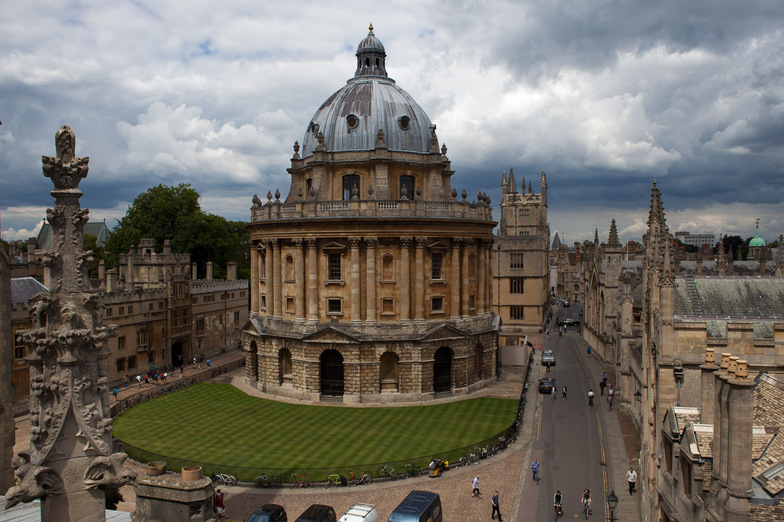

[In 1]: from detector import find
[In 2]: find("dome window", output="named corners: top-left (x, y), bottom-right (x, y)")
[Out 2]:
top-left (346, 114), bottom-right (359, 129)
top-left (398, 115), bottom-right (410, 130)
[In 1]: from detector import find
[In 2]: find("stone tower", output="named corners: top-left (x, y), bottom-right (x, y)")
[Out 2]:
top-left (5, 126), bottom-right (136, 521)
top-left (0, 248), bottom-right (14, 492)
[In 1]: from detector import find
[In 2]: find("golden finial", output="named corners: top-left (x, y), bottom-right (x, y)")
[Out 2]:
top-left (369, 23), bottom-right (374, 33)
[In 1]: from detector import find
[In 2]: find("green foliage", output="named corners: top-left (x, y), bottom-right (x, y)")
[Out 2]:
top-left (102, 184), bottom-right (249, 278)
top-left (113, 383), bottom-right (517, 473)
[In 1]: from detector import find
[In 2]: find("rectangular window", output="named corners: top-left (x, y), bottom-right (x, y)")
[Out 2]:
top-left (469, 295), bottom-right (476, 310)
top-left (431, 253), bottom-right (443, 280)
top-left (431, 297), bottom-right (444, 312)
top-left (106, 307), bottom-right (113, 317)
top-left (196, 318), bottom-right (205, 332)
top-left (116, 358), bottom-right (126, 372)
top-left (510, 251), bottom-right (524, 269)
top-left (286, 297), bottom-right (295, 313)
top-left (510, 306), bottom-right (524, 320)
top-left (119, 306), bottom-right (124, 315)
top-left (519, 208), bottom-right (530, 219)
top-left (148, 303), bottom-right (154, 311)
top-left (14, 338), bottom-right (26, 360)
top-left (128, 306), bottom-right (133, 314)
top-left (510, 278), bottom-right (524, 294)
top-left (382, 298), bottom-right (395, 314)
top-left (261, 294), bottom-right (267, 310)
top-left (234, 311), bottom-right (240, 322)
top-left (328, 299), bottom-right (342, 314)
top-left (159, 301), bottom-right (164, 310)
top-left (128, 355), bottom-right (137, 370)
top-left (240, 291), bottom-right (246, 298)
top-left (137, 329), bottom-right (148, 351)
top-left (328, 253), bottom-right (342, 280)
top-left (118, 336), bottom-right (126, 350)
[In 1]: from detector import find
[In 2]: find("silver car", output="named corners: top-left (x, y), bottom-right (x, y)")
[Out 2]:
top-left (542, 350), bottom-right (555, 366)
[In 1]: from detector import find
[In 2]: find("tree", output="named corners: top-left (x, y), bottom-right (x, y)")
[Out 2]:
top-left (102, 184), bottom-right (249, 278)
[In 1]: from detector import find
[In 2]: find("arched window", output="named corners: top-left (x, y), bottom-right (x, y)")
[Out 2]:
top-left (285, 254), bottom-right (294, 281)
top-left (380, 352), bottom-right (400, 392)
top-left (343, 174), bottom-right (360, 201)
top-left (400, 175), bottom-right (414, 200)
top-left (469, 252), bottom-right (477, 278)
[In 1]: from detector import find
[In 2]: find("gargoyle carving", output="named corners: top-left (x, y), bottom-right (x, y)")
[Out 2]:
top-left (83, 453), bottom-right (138, 490)
top-left (4, 452), bottom-right (64, 509)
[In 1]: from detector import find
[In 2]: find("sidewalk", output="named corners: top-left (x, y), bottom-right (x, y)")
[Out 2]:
top-left (579, 336), bottom-right (642, 521)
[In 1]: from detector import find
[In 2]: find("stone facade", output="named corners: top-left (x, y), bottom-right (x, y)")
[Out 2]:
top-left (493, 169), bottom-right (550, 340)
top-left (243, 28), bottom-right (499, 403)
top-left (0, 249), bottom-right (14, 492)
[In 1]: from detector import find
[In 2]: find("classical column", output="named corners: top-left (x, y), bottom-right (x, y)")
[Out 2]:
top-left (272, 239), bottom-right (282, 319)
top-left (451, 238), bottom-right (461, 320)
top-left (294, 239), bottom-right (305, 323)
top-left (249, 242), bottom-right (259, 312)
top-left (350, 237), bottom-right (361, 324)
top-left (306, 239), bottom-right (318, 323)
top-left (400, 238), bottom-right (411, 323)
top-left (461, 239), bottom-right (473, 318)
top-left (414, 237), bottom-right (426, 322)
top-left (264, 241), bottom-right (274, 317)
top-left (366, 237), bottom-right (377, 324)
top-left (477, 240), bottom-right (486, 314)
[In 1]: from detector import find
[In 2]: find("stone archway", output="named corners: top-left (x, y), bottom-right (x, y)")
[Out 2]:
top-left (433, 347), bottom-right (452, 394)
top-left (474, 343), bottom-right (484, 381)
top-left (171, 341), bottom-right (184, 368)
top-left (320, 349), bottom-right (344, 397)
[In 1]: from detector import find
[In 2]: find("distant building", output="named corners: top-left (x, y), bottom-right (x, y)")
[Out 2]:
top-left (674, 231), bottom-right (715, 249)
top-left (494, 168), bottom-right (550, 340)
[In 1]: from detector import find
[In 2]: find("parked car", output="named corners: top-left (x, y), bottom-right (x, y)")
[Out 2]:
top-left (542, 350), bottom-right (555, 366)
top-left (388, 490), bottom-right (442, 522)
top-left (248, 504), bottom-right (287, 522)
top-left (562, 318), bottom-right (580, 327)
top-left (539, 377), bottom-right (556, 394)
top-left (339, 503), bottom-right (378, 522)
top-left (296, 504), bottom-right (336, 522)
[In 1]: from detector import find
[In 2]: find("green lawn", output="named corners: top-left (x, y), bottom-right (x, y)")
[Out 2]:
top-left (113, 383), bottom-right (517, 480)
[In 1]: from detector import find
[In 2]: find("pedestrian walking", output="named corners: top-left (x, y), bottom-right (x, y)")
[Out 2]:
top-left (588, 389), bottom-right (595, 406)
top-left (472, 476), bottom-right (480, 497)
top-left (136, 374), bottom-right (142, 388)
top-left (608, 386), bottom-right (615, 410)
top-left (531, 458), bottom-right (540, 484)
top-left (123, 375), bottom-right (128, 387)
top-left (599, 379), bottom-right (606, 396)
top-left (491, 491), bottom-right (502, 521)
top-left (112, 387), bottom-right (118, 399)
top-left (626, 467), bottom-right (637, 495)
top-left (162, 372), bottom-right (168, 384)
top-left (587, 346), bottom-right (591, 357)
top-left (180, 365), bottom-right (184, 377)
top-left (551, 386), bottom-right (556, 400)
top-left (546, 360), bottom-right (551, 372)
top-left (562, 386), bottom-right (567, 400)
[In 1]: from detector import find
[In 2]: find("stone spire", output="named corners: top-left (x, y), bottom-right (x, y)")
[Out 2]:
top-left (540, 170), bottom-right (548, 207)
top-left (501, 170), bottom-right (507, 194)
top-left (609, 219), bottom-right (620, 247)
top-left (508, 168), bottom-right (517, 194)
top-left (7, 126), bottom-right (136, 520)
top-left (716, 236), bottom-right (727, 275)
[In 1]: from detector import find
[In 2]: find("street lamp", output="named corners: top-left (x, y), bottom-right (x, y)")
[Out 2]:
top-left (607, 489), bottom-right (619, 521)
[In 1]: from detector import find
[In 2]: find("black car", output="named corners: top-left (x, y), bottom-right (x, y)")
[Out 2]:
top-left (248, 504), bottom-right (287, 522)
top-left (539, 377), bottom-right (556, 394)
top-left (295, 504), bottom-right (336, 522)
top-left (562, 318), bottom-right (580, 327)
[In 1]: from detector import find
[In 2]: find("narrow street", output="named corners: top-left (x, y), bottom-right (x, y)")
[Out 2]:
top-left (518, 305), bottom-right (607, 521)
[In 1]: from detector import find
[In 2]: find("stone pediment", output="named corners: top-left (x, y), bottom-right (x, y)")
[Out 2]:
top-left (304, 326), bottom-right (360, 343)
top-left (420, 324), bottom-right (466, 342)
top-left (427, 240), bottom-right (449, 250)
top-left (242, 317), bottom-right (264, 336)
top-left (321, 241), bottom-right (346, 251)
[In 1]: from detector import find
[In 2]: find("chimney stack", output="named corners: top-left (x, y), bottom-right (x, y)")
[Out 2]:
top-left (206, 262), bottom-right (213, 280)
top-left (227, 262), bottom-right (237, 281)
top-left (192, 262), bottom-right (198, 280)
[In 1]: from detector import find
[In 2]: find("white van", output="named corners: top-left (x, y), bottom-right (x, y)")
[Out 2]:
top-left (339, 503), bottom-right (378, 522)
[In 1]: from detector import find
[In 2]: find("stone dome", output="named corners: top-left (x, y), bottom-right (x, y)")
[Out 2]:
top-left (749, 236), bottom-right (765, 247)
top-left (300, 27), bottom-right (436, 157)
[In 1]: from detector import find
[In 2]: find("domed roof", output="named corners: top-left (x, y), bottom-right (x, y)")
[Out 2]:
top-left (749, 236), bottom-right (765, 247)
top-left (300, 27), bottom-right (436, 157)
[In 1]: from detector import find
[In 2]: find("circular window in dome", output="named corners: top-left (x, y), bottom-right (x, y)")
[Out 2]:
top-left (399, 115), bottom-right (410, 130)
top-left (346, 114), bottom-right (359, 129)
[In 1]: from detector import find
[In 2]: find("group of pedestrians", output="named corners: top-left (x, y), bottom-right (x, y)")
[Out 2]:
top-left (469, 476), bottom-right (503, 521)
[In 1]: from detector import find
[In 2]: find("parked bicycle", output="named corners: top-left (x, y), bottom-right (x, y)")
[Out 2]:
top-left (324, 473), bottom-right (343, 488)
top-left (255, 472), bottom-right (278, 488)
top-left (377, 463), bottom-right (398, 479)
top-left (215, 472), bottom-right (236, 486)
top-left (403, 463), bottom-right (422, 477)
top-left (348, 471), bottom-right (372, 486)
top-left (292, 472), bottom-right (311, 488)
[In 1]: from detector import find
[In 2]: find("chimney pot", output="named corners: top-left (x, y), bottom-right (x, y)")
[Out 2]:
top-left (705, 348), bottom-right (715, 365)
top-left (720, 353), bottom-right (731, 370)
top-left (728, 356), bottom-right (739, 375)
top-left (735, 360), bottom-right (749, 380)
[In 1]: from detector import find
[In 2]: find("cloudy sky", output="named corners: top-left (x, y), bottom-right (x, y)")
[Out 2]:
top-left (2, 0), bottom-right (783, 246)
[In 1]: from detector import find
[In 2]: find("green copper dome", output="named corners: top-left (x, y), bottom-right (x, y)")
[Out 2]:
top-left (749, 236), bottom-right (765, 247)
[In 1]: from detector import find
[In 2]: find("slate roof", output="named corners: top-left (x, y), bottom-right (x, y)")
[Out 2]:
top-left (11, 277), bottom-right (48, 305)
top-left (752, 374), bottom-right (784, 497)
top-left (673, 276), bottom-right (784, 321)
top-left (36, 220), bottom-right (110, 251)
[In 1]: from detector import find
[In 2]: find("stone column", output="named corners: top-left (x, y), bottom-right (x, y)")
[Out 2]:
top-left (451, 238), bottom-right (461, 320)
top-left (306, 239), bottom-right (318, 323)
top-left (264, 241), bottom-right (274, 317)
top-left (294, 239), bottom-right (305, 323)
top-left (477, 240), bottom-right (486, 314)
top-left (249, 243), bottom-right (259, 312)
top-left (414, 237), bottom-right (426, 322)
top-left (350, 237), bottom-right (361, 324)
top-left (461, 239), bottom-right (473, 319)
top-left (485, 241), bottom-right (493, 315)
top-left (366, 237), bottom-right (377, 324)
top-left (700, 348), bottom-right (718, 425)
top-left (724, 360), bottom-right (755, 522)
top-left (272, 239), bottom-right (282, 319)
top-left (400, 238), bottom-right (411, 323)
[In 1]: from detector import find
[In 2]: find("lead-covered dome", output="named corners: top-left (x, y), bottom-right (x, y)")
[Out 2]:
top-left (300, 26), bottom-right (436, 157)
